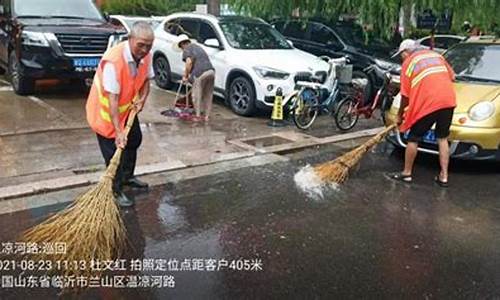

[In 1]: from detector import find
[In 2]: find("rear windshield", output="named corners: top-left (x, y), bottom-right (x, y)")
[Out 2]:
top-left (13, 0), bottom-right (103, 21)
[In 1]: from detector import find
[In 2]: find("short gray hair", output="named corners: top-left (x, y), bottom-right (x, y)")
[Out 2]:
top-left (129, 21), bottom-right (154, 39)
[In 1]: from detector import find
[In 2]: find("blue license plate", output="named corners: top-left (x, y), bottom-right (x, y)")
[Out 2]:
top-left (73, 57), bottom-right (100, 68)
top-left (404, 130), bottom-right (437, 144)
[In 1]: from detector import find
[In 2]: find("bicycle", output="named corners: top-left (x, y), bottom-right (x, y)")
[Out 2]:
top-left (334, 64), bottom-right (400, 131)
top-left (284, 56), bottom-right (353, 130)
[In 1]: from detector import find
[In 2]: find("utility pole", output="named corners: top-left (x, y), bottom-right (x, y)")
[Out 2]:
top-left (207, 0), bottom-right (220, 16)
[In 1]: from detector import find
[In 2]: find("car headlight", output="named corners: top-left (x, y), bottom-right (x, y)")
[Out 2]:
top-left (21, 31), bottom-right (50, 47)
top-left (253, 66), bottom-right (290, 80)
top-left (374, 58), bottom-right (399, 71)
top-left (108, 34), bottom-right (128, 49)
top-left (468, 101), bottom-right (495, 121)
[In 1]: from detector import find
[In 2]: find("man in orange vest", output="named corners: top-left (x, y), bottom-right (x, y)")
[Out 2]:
top-left (388, 39), bottom-right (456, 187)
top-left (86, 21), bottom-right (154, 207)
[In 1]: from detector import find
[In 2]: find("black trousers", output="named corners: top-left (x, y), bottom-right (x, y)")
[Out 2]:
top-left (407, 107), bottom-right (454, 142)
top-left (96, 116), bottom-right (142, 192)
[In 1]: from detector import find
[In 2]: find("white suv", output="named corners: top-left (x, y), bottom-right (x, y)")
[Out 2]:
top-left (152, 13), bottom-right (329, 116)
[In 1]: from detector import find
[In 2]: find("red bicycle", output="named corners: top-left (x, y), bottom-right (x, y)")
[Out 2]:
top-left (334, 65), bottom-right (400, 131)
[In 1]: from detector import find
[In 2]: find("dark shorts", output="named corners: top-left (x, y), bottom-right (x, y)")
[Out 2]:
top-left (407, 107), bottom-right (454, 142)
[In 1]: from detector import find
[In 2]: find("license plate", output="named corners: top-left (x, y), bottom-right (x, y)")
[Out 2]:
top-left (404, 130), bottom-right (437, 144)
top-left (73, 58), bottom-right (100, 68)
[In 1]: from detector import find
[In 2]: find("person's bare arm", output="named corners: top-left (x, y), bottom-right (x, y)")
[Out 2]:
top-left (397, 95), bottom-right (409, 125)
top-left (109, 93), bottom-right (127, 148)
top-left (182, 57), bottom-right (193, 82)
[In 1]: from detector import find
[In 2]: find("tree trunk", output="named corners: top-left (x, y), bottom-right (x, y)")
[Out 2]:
top-left (401, 0), bottom-right (414, 37)
top-left (207, 0), bottom-right (220, 16)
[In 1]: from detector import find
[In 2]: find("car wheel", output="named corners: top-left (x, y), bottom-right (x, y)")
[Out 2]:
top-left (9, 52), bottom-right (34, 95)
top-left (228, 76), bottom-right (256, 116)
top-left (352, 70), bottom-right (372, 104)
top-left (153, 54), bottom-right (172, 89)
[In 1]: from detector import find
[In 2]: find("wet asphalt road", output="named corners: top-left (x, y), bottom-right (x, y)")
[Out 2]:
top-left (0, 142), bottom-right (499, 299)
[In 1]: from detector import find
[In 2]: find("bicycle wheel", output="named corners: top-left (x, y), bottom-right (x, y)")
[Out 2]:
top-left (292, 88), bottom-right (319, 130)
top-left (335, 97), bottom-right (359, 131)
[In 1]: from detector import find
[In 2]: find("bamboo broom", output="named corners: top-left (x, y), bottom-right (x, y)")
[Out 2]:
top-left (19, 108), bottom-right (140, 280)
top-left (314, 124), bottom-right (397, 184)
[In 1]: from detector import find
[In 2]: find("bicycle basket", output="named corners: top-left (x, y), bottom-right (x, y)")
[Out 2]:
top-left (335, 64), bottom-right (353, 84)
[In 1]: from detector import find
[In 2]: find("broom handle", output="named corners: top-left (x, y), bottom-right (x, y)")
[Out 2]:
top-left (103, 108), bottom-right (139, 180)
top-left (359, 124), bottom-right (398, 152)
top-left (334, 124), bottom-right (398, 169)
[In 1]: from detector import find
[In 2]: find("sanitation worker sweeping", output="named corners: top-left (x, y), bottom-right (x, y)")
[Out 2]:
top-left (20, 21), bottom-right (155, 281)
top-left (296, 39), bottom-right (455, 196)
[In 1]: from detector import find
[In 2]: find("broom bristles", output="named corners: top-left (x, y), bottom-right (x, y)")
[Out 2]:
top-left (315, 125), bottom-right (397, 184)
top-left (19, 109), bottom-right (139, 282)
top-left (21, 177), bottom-right (127, 278)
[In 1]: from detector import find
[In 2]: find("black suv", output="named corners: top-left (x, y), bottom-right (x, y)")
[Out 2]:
top-left (0, 0), bottom-right (126, 95)
top-left (272, 19), bottom-right (400, 100)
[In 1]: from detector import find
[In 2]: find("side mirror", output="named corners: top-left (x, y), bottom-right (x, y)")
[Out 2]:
top-left (287, 39), bottom-right (294, 47)
top-left (204, 38), bottom-right (221, 49)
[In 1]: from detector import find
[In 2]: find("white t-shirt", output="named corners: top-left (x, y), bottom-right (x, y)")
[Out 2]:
top-left (102, 42), bottom-right (155, 94)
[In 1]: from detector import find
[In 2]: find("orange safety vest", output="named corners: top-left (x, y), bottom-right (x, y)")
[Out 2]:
top-left (86, 42), bottom-right (151, 138)
top-left (399, 49), bottom-right (456, 132)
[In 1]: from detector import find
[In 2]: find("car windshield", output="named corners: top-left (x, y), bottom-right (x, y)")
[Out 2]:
top-left (13, 0), bottom-right (103, 21)
top-left (445, 43), bottom-right (500, 83)
top-left (220, 21), bottom-right (292, 50)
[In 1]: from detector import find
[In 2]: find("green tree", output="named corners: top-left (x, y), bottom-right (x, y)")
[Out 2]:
top-left (225, 0), bottom-right (500, 38)
top-left (208, 0), bottom-right (221, 16)
top-left (101, 0), bottom-right (200, 16)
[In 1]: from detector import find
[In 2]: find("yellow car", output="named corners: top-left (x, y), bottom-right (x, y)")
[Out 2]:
top-left (385, 36), bottom-right (500, 160)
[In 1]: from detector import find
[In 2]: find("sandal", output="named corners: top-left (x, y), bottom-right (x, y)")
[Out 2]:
top-left (386, 172), bottom-right (412, 183)
top-left (434, 175), bottom-right (449, 188)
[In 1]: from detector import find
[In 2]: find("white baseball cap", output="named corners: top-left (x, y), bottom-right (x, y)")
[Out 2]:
top-left (173, 34), bottom-right (191, 52)
top-left (391, 39), bottom-right (418, 58)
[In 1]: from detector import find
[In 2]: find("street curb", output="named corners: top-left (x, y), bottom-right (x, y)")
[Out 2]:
top-left (0, 127), bottom-right (384, 201)
top-left (228, 127), bottom-right (385, 154)
top-left (0, 154), bottom-right (288, 215)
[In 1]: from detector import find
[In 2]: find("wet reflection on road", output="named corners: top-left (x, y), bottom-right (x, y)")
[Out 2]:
top-left (0, 145), bottom-right (499, 299)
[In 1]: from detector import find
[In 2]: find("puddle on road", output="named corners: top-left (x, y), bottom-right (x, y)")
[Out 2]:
top-left (1, 146), bottom-right (500, 299)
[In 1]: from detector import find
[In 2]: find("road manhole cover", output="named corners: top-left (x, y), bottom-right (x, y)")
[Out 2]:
top-left (241, 136), bottom-right (294, 148)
